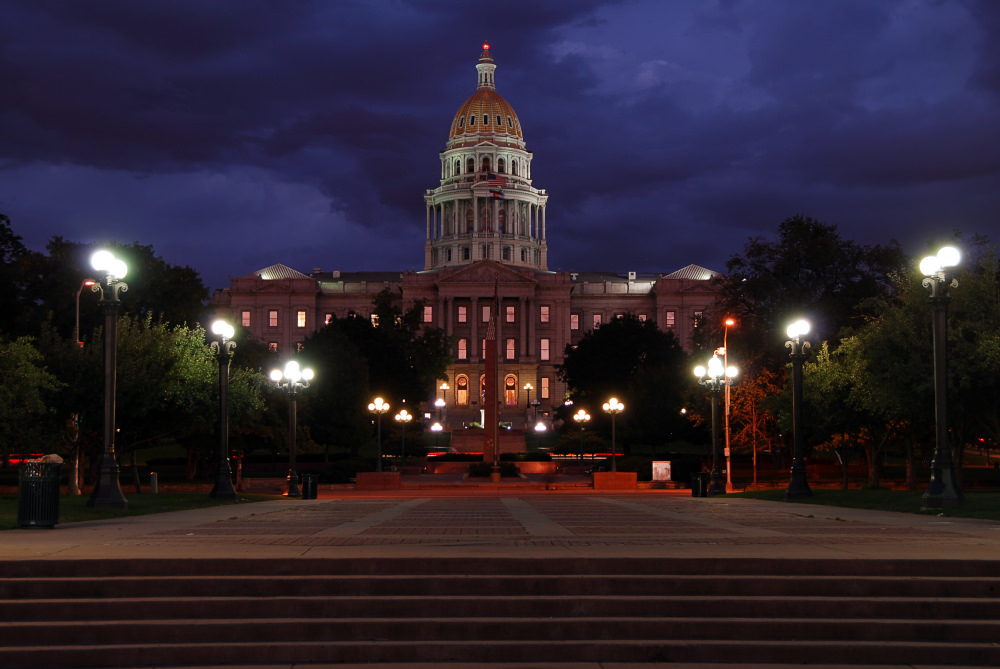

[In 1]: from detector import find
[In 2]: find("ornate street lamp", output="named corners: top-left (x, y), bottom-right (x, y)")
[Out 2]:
top-left (920, 246), bottom-right (963, 509)
top-left (394, 408), bottom-right (412, 466)
top-left (269, 360), bottom-right (314, 497)
top-left (573, 408), bottom-right (590, 462)
top-left (695, 354), bottom-right (738, 495)
top-left (368, 397), bottom-right (390, 472)
top-left (602, 397), bottom-right (624, 473)
top-left (87, 250), bottom-right (128, 509)
top-left (209, 320), bottom-right (237, 499)
top-left (785, 318), bottom-right (813, 498)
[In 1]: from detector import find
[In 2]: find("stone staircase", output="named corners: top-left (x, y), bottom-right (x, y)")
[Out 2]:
top-left (2, 557), bottom-right (999, 667)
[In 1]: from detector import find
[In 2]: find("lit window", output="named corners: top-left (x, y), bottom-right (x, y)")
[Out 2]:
top-left (540, 305), bottom-right (550, 323)
top-left (296, 341), bottom-right (304, 352)
top-left (504, 375), bottom-right (517, 405)
top-left (540, 338), bottom-right (550, 361)
top-left (458, 338), bottom-right (468, 360)
top-left (268, 310), bottom-right (278, 328)
top-left (482, 305), bottom-right (490, 322)
top-left (506, 305), bottom-right (515, 323)
top-left (370, 313), bottom-right (379, 327)
top-left (593, 314), bottom-right (602, 329)
top-left (458, 305), bottom-right (467, 323)
top-left (638, 313), bottom-right (647, 322)
top-left (324, 313), bottom-right (333, 325)
top-left (694, 311), bottom-right (704, 327)
top-left (541, 377), bottom-right (550, 399)
top-left (423, 305), bottom-right (433, 323)
top-left (297, 311), bottom-right (306, 328)
top-left (241, 311), bottom-right (251, 327)
top-left (456, 375), bottom-right (469, 406)
top-left (570, 314), bottom-right (579, 330)
top-left (506, 338), bottom-right (515, 360)
top-left (482, 338), bottom-right (487, 358)
top-left (666, 311), bottom-right (675, 328)
top-left (267, 342), bottom-right (278, 352)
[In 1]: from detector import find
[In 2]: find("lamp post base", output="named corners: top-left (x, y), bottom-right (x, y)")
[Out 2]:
top-left (87, 454), bottom-right (128, 509)
top-left (285, 470), bottom-right (302, 498)
top-left (785, 464), bottom-right (813, 499)
top-left (708, 467), bottom-right (726, 495)
top-left (210, 458), bottom-right (238, 500)
top-left (921, 469), bottom-right (963, 510)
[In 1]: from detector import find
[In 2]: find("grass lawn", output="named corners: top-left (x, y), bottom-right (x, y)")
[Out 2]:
top-left (0, 492), bottom-right (281, 530)
top-left (735, 488), bottom-right (1000, 521)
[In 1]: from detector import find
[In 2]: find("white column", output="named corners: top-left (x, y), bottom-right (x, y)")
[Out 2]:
top-left (426, 205), bottom-right (432, 241)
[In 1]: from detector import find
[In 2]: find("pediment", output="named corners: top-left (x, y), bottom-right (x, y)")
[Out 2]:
top-left (437, 260), bottom-right (536, 287)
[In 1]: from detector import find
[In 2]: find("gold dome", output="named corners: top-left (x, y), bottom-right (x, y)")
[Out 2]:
top-left (448, 44), bottom-right (523, 145)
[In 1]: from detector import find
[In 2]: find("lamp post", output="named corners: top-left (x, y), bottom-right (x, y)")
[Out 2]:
top-left (722, 317), bottom-right (736, 492)
top-left (395, 408), bottom-right (412, 466)
top-left (920, 246), bottom-right (963, 509)
top-left (439, 382), bottom-right (449, 427)
top-left (523, 383), bottom-right (534, 425)
top-left (87, 250), bottom-right (129, 509)
top-left (602, 397), bottom-right (624, 473)
top-left (785, 319), bottom-right (813, 499)
top-left (270, 360), bottom-right (314, 497)
top-left (573, 409), bottom-right (590, 462)
top-left (434, 398), bottom-right (445, 421)
top-left (368, 397), bottom-right (390, 472)
top-left (695, 354), bottom-right (738, 495)
top-left (209, 320), bottom-right (237, 499)
top-left (74, 278), bottom-right (96, 347)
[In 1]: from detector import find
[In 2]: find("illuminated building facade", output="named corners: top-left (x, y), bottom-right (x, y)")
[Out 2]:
top-left (213, 45), bottom-right (719, 430)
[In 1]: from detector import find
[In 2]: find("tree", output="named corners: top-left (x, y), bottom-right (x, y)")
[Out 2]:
top-left (557, 315), bottom-right (689, 448)
top-left (0, 336), bottom-right (64, 459)
top-left (0, 214), bottom-right (33, 337)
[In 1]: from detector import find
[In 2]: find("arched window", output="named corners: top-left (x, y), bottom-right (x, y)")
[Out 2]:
top-left (455, 159), bottom-right (461, 175)
top-left (480, 374), bottom-right (487, 405)
top-left (505, 375), bottom-right (518, 406)
top-left (467, 157), bottom-right (475, 174)
top-left (520, 248), bottom-right (527, 262)
top-left (497, 158), bottom-right (505, 174)
top-left (511, 160), bottom-right (518, 176)
top-left (482, 157), bottom-right (491, 173)
top-left (498, 207), bottom-right (506, 233)
top-left (456, 375), bottom-right (469, 406)
top-left (463, 246), bottom-right (471, 260)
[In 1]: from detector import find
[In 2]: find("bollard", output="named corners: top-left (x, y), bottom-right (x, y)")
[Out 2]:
top-left (150, 472), bottom-right (158, 494)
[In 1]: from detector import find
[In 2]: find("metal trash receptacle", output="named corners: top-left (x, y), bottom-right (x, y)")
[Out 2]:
top-left (690, 472), bottom-right (709, 498)
top-left (18, 462), bottom-right (62, 528)
top-left (301, 474), bottom-right (317, 500)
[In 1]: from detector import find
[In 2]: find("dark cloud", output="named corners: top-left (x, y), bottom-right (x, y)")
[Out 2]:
top-left (1, 0), bottom-right (997, 291)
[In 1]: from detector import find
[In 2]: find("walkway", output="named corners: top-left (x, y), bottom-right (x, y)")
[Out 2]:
top-left (4, 489), bottom-right (999, 562)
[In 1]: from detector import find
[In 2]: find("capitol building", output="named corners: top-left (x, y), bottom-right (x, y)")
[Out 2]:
top-left (213, 45), bottom-right (718, 430)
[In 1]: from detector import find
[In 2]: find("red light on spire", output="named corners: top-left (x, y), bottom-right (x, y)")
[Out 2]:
top-left (482, 42), bottom-right (490, 50)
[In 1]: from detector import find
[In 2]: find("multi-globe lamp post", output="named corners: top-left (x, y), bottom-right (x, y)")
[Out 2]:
top-left (87, 250), bottom-right (129, 509)
top-left (572, 408), bottom-right (590, 462)
top-left (920, 246), bottom-right (963, 509)
top-left (602, 398), bottom-right (624, 473)
top-left (368, 397), bottom-right (390, 472)
top-left (394, 408), bottom-right (412, 466)
top-left (785, 318), bottom-right (813, 498)
top-left (209, 320), bottom-right (237, 499)
top-left (270, 360), bottom-right (314, 497)
top-left (694, 354), bottom-right (738, 495)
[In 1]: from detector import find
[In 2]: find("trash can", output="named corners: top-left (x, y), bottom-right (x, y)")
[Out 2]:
top-left (18, 462), bottom-right (62, 528)
top-left (301, 474), bottom-right (317, 500)
top-left (690, 473), bottom-right (709, 498)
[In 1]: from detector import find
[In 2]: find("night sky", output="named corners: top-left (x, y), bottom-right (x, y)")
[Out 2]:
top-left (3, 0), bottom-right (999, 292)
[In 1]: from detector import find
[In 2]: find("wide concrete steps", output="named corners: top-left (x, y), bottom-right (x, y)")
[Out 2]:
top-left (1, 557), bottom-right (999, 667)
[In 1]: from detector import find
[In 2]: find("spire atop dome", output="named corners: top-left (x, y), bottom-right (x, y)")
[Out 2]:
top-left (476, 42), bottom-right (496, 90)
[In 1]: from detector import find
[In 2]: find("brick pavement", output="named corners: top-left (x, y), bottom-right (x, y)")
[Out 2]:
top-left (4, 488), bottom-right (1000, 561)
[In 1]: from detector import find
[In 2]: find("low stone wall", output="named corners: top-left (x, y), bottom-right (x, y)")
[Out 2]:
top-left (355, 471), bottom-right (402, 490)
top-left (593, 471), bottom-right (638, 490)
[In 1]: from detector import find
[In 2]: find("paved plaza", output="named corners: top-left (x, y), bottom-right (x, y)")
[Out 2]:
top-left (4, 489), bottom-right (1000, 562)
